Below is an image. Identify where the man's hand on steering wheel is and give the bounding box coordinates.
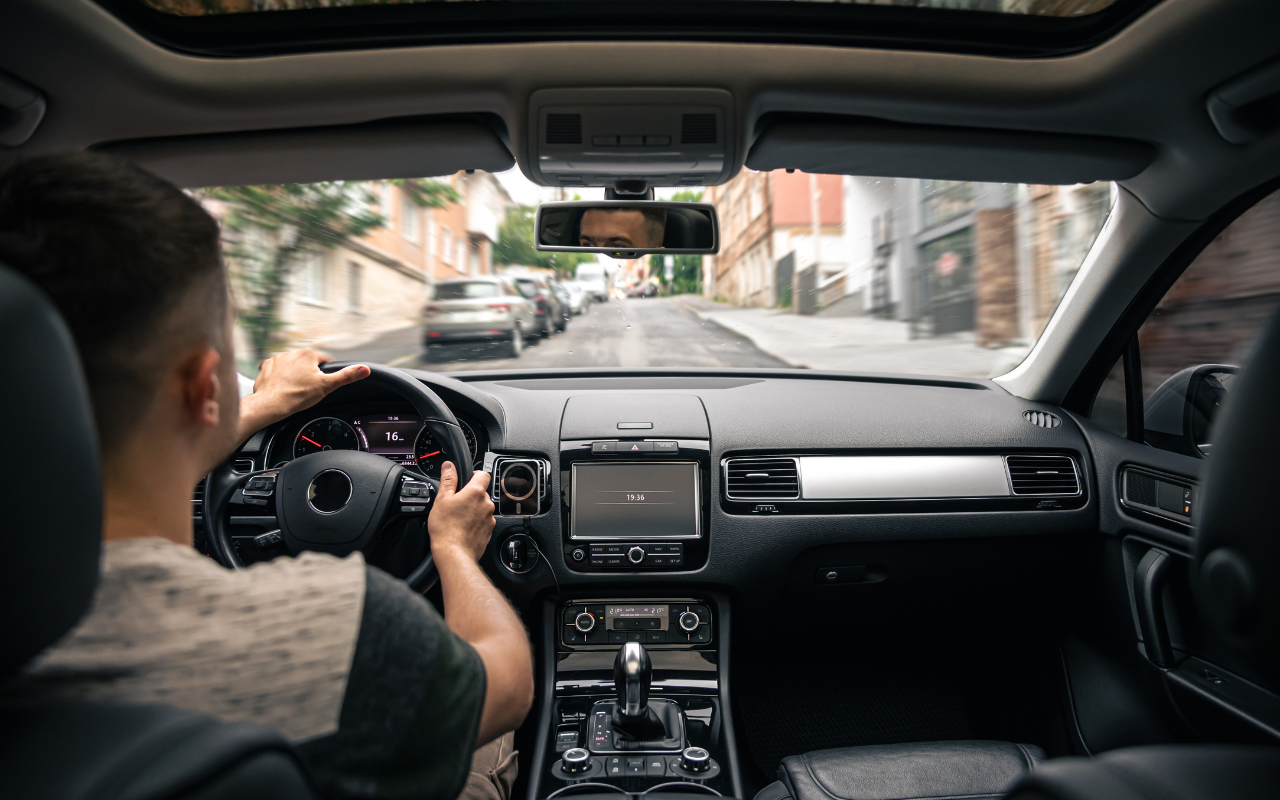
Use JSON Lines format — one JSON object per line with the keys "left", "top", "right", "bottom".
{"left": 428, "top": 463, "right": 496, "bottom": 563}
{"left": 238, "top": 349, "right": 371, "bottom": 441}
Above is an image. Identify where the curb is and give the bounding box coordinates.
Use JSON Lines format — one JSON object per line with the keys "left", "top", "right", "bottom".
{"left": 673, "top": 296, "right": 806, "bottom": 369}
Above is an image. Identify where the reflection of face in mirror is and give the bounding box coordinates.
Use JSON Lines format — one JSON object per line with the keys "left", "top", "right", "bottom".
{"left": 579, "top": 207, "right": 666, "bottom": 249}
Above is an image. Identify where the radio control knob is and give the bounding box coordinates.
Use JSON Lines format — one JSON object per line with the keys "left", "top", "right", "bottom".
{"left": 681, "top": 746, "right": 711, "bottom": 773}
{"left": 562, "top": 747, "right": 591, "bottom": 775}
{"left": 678, "top": 610, "right": 700, "bottom": 632}
{"left": 627, "top": 546, "right": 646, "bottom": 564}
{"left": 574, "top": 612, "right": 596, "bottom": 633}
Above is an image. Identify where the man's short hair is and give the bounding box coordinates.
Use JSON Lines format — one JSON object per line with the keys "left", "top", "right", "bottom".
{"left": 0, "top": 153, "right": 227, "bottom": 456}
{"left": 622, "top": 207, "right": 666, "bottom": 247}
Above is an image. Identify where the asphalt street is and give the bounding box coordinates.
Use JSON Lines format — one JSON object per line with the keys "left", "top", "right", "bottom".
{"left": 324, "top": 297, "right": 788, "bottom": 371}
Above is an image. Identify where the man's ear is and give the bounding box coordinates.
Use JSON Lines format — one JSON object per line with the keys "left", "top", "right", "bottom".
{"left": 178, "top": 347, "right": 224, "bottom": 429}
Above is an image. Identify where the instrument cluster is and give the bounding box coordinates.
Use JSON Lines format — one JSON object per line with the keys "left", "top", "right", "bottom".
{"left": 266, "top": 406, "right": 484, "bottom": 480}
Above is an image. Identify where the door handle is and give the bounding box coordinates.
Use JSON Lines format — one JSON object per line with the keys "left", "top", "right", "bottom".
{"left": 1135, "top": 547, "right": 1174, "bottom": 668}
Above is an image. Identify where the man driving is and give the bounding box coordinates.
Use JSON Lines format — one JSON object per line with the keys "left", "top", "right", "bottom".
{"left": 578, "top": 206, "right": 666, "bottom": 249}
{"left": 0, "top": 153, "right": 533, "bottom": 800}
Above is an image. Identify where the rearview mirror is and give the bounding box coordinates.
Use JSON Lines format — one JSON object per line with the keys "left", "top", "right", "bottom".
{"left": 535, "top": 201, "right": 719, "bottom": 258}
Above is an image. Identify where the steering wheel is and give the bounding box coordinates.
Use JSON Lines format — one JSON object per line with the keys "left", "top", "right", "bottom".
{"left": 203, "top": 362, "right": 475, "bottom": 593}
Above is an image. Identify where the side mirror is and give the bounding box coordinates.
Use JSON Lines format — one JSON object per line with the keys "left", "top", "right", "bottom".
{"left": 535, "top": 201, "right": 719, "bottom": 259}
{"left": 1144, "top": 364, "right": 1238, "bottom": 458}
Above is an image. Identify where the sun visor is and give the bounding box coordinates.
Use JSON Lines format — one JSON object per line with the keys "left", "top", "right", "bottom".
{"left": 94, "top": 117, "right": 514, "bottom": 188}
{"left": 747, "top": 117, "right": 1155, "bottom": 185}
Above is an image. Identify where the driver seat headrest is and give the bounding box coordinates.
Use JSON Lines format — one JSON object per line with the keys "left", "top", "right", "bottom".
{"left": 0, "top": 264, "right": 102, "bottom": 677}
{"left": 1195, "top": 305, "right": 1280, "bottom": 679}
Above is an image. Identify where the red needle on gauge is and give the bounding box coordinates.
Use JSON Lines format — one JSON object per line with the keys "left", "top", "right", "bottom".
{"left": 418, "top": 450, "right": 441, "bottom": 460}
{"left": 300, "top": 435, "right": 322, "bottom": 448}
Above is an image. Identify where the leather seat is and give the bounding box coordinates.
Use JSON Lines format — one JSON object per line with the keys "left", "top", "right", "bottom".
{"left": 0, "top": 265, "right": 317, "bottom": 800}
{"left": 755, "top": 740, "right": 1044, "bottom": 800}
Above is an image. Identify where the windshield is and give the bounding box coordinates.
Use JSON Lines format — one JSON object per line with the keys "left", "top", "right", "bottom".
{"left": 203, "top": 170, "right": 1113, "bottom": 378}
{"left": 434, "top": 281, "right": 499, "bottom": 300}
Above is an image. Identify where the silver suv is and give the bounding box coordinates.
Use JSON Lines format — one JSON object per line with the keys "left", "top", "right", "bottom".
{"left": 422, "top": 277, "right": 535, "bottom": 359}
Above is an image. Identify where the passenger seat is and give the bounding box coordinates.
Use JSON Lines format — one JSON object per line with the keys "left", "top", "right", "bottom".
{"left": 755, "top": 740, "right": 1044, "bottom": 800}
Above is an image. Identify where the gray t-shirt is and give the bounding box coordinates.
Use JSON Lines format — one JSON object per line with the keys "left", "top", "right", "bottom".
{"left": 10, "top": 538, "right": 486, "bottom": 800}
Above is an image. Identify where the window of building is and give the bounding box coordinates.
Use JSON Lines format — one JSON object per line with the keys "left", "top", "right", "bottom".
{"left": 442, "top": 228, "right": 454, "bottom": 265}
{"left": 921, "top": 181, "right": 975, "bottom": 228}
{"left": 298, "top": 253, "right": 327, "bottom": 304}
{"left": 401, "top": 193, "right": 420, "bottom": 242}
{"left": 381, "top": 182, "right": 395, "bottom": 221}
{"left": 346, "top": 261, "right": 362, "bottom": 312}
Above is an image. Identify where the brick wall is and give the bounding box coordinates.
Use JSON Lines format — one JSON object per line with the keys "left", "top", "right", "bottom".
{"left": 974, "top": 207, "right": 1019, "bottom": 347}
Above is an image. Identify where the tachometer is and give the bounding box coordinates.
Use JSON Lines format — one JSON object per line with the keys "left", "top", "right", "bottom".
{"left": 412, "top": 426, "right": 451, "bottom": 479}
{"left": 294, "top": 417, "right": 360, "bottom": 458}
{"left": 457, "top": 418, "right": 480, "bottom": 462}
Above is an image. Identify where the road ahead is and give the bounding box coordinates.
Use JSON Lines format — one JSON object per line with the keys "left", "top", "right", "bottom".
{"left": 325, "top": 297, "right": 788, "bottom": 371}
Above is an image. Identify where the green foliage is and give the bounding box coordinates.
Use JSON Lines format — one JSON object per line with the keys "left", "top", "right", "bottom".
{"left": 495, "top": 205, "right": 595, "bottom": 278}
{"left": 648, "top": 253, "right": 703, "bottom": 296}
{"left": 210, "top": 179, "right": 458, "bottom": 362}
{"left": 665, "top": 188, "right": 704, "bottom": 202}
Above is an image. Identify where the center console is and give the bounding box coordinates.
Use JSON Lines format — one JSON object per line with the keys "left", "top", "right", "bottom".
{"left": 529, "top": 594, "right": 741, "bottom": 800}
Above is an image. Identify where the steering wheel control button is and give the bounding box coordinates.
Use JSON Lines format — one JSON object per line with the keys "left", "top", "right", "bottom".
{"left": 500, "top": 533, "right": 539, "bottom": 574}
{"left": 399, "top": 480, "right": 432, "bottom": 504}
{"left": 627, "top": 546, "right": 646, "bottom": 564}
{"left": 243, "top": 471, "right": 279, "bottom": 498}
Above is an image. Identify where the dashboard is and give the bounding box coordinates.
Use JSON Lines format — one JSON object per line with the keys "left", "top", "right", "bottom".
{"left": 261, "top": 402, "right": 487, "bottom": 481}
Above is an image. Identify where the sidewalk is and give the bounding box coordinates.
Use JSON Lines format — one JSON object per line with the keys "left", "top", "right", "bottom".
{"left": 676, "top": 295, "right": 1027, "bottom": 379}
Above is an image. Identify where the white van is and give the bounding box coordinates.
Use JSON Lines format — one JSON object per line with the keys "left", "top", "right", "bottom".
{"left": 575, "top": 262, "right": 609, "bottom": 302}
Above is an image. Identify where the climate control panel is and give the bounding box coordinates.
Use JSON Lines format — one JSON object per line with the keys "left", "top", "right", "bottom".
{"left": 561, "top": 600, "right": 712, "bottom": 647}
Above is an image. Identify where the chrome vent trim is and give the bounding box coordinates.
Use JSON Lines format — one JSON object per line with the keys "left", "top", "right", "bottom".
{"left": 192, "top": 478, "right": 206, "bottom": 519}
{"left": 1005, "top": 455, "right": 1080, "bottom": 496}
{"left": 233, "top": 458, "right": 255, "bottom": 473}
{"left": 1022, "top": 410, "right": 1062, "bottom": 428}
{"left": 724, "top": 457, "right": 799, "bottom": 500}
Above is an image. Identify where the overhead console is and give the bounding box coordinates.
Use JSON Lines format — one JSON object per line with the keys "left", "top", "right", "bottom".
{"left": 722, "top": 453, "right": 1085, "bottom": 515}
{"left": 526, "top": 88, "right": 736, "bottom": 188}
{"left": 559, "top": 395, "right": 711, "bottom": 572}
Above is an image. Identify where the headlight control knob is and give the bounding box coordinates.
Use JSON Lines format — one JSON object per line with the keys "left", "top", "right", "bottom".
{"left": 678, "top": 610, "right": 701, "bottom": 632}
{"left": 562, "top": 747, "right": 591, "bottom": 775}
{"left": 627, "top": 546, "right": 646, "bottom": 564}
{"left": 574, "top": 611, "right": 596, "bottom": 633}
{"left": 681, "top": 747, "right": 711, "bottom": 773}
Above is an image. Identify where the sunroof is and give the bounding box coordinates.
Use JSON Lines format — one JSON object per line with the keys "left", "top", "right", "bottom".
{"left": 141, "top": 0, "right": 1121, "bottom": 18}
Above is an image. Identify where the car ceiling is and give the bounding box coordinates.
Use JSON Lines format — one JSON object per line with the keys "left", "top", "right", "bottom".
{"left": 1, "top": 0, "right": 1279, "bottom": 223}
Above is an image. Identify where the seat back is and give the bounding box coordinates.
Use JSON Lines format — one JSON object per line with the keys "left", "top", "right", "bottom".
{"left": 1194, "top": 306, "right": 1280, "bottom": 679}
{"left": 0, "top": 264, "right": 102, "bottom": 677}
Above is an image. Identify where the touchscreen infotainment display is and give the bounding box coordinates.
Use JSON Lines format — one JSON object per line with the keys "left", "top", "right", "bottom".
{"left": 570, "top": 462, "right": 700, "bottom": 540}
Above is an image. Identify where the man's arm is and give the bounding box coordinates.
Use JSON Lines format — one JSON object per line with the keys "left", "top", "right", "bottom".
{"left": 428, "top": 462, "right": 535, "bottom": 746}
{"left": 237, "top": 349, "right": 371, "bottom": 444}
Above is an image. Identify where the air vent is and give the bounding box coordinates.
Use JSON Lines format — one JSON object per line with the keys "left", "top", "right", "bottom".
{"left": 1006, "top": 456, "right": 1080, "bottom": 496}
{"left": 725, "top": 457, "right": 799, "bottom": 500}
{"left": 233, "top": 458, "right": 255, "bottom": 473}
{"left": 681, "top": 114, "right": 717, "bottom": 144}
{"left": 192, "top": 478, "right": 206, "bottom": 519}
{"left": 546, "top": 114, "right": 582, "bottom": 144}
{"left": 1023, "top": 410, "right": 1062, "bottom": 428}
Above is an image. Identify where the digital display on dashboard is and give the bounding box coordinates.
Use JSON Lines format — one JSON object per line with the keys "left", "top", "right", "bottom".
{"left": 570, "top": 462, "right": 700, "bottom": 540}
{"left": 352, "top": 415, "right": 422, "bottom": 466}
{"left": 606, "top": 605, "right": 669, "bottom": 630}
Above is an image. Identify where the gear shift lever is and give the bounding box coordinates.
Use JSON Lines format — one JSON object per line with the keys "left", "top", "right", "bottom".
{"left": 611, "top": 642, "right": 666, "bottom": 739}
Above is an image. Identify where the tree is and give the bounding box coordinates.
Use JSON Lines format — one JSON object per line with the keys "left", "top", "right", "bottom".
{"left": 211, "top": 179, "right": 458, "bottom": 363}
{"left": 647, "top": 189, "right": 704, "bottom": 295}
{"left": 494, "top": 205, "right": 595, "bottom": 278}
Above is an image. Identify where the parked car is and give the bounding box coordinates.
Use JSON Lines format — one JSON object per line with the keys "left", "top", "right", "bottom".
{"left": 512, "top": 275, "right": 564, "bottom": 337}
{"left": 561, "top": 280, "right": 590, "bottom": 315}
{"left": 421, "top": 277, "right": 534, "bottom": 358}
{"left": 548, "top": 280, "right": 573, "bottom": 330}
{"left": 627, "top": 282, "right": 659, "bottom": 298}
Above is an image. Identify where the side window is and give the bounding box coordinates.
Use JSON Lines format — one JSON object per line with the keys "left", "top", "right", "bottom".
{"left": 1092, "top": 187, "right": 1280, "bottom": 455}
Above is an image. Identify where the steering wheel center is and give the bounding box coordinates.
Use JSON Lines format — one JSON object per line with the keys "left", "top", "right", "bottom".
{"left": 308, "top": 469, "right": 353, "bottom": 514}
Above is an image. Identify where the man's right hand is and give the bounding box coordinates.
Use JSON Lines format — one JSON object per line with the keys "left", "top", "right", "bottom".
{"left": 428, "top": 462, "right": 496, "bottom": 562}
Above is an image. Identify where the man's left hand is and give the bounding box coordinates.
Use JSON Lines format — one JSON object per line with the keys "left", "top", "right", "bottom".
{"left": 238, "top": 349, "right": 371, "bottom": 442}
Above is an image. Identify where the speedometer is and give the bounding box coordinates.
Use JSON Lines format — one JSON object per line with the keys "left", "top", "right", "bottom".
{"left": 412, "top": 427, "right": 450, "bottom": 479}
{"left": 457, "top": 418, "right": 479, "bottom": 462}
{"left": 294, "top": 417, "right": 360, "bottom": 458}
